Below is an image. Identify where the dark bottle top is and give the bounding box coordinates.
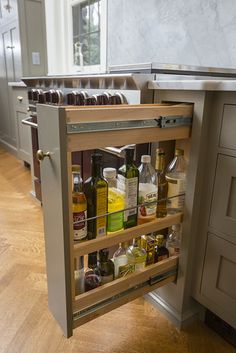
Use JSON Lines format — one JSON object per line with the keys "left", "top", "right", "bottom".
{"left": 98, "top": 248, "right": 114, "bottom": 284}
{"left": 84, "top": 153, "right": 108, "bottom": 240}
{"left": 154, "top": 234, "right": 169, "bottom": 263}
{"left": 84, "top": 252, "right": 101, "bottom": 292}
{"left": 117, "top": 145, "right": 139, "bottom": 229}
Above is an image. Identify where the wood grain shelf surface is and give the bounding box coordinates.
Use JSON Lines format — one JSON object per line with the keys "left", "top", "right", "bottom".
{"left": 74, "top": 213, "right": 183, "bottom": 257}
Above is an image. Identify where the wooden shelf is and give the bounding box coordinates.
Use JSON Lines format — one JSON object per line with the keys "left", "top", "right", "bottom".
{"left": 74, "top": 213, "right": 183, "bottom": 257}
{"left": 73, "top": 256, "right": 178, "bottom": 328}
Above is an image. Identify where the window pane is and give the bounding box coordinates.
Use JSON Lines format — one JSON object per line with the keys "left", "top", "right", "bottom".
{"left": 89, "top": 32, "right": 100, "bottom": 65}
{"left": 90, "top": 0, "right": 100, "bottom": 32}
{"left": 80, "top": 1, "right": 90, "bottom": 34}
{"left": 79, "top": 34, "right": 90, "bottom": 66}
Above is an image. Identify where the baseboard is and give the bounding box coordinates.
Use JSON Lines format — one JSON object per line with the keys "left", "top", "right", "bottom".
{"left": 145, "top": 292, "right": 204, "bottom": 329}
{"left": 0, "top": 138, "right": 18, "bottom": 157}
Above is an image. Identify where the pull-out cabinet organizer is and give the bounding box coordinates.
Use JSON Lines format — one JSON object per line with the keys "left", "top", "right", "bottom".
{"left": 37, "top": 103, "right": 193, "bottom": 337}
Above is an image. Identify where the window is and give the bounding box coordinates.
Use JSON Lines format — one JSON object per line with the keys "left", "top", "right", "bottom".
{"left": 45, "top": 0, "right": 107, "bottom": 74}
{"left": 72, "top": 0, "right": 101, "bottom": 66}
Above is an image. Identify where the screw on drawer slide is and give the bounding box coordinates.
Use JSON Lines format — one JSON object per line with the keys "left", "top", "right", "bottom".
{"left": 67, "top": 116, "right": 192, "bottom": 134}
{"left": 73, "top": 268, "right": 177, "bottom": 321}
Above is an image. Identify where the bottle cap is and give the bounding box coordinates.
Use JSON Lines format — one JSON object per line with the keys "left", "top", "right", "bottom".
{"left": 156, "top": 148, "right": 165, "bottom": 155}
{"left": 103, "top": 167, "right": 116, "bottom": 179}
{"left": 72, "top": 164, "right": 81, "bottom": 173}
{"left": 141, "top": 155, "right": 151, "bottom": 163}
{"left": 156, "top": 234, "right": 164, "bottom": 239}
{"left": 175, "top": 148, "right": 184, "bottom": 156}
{"left": 91, "top": 153, "right": 103, "bottom": 162}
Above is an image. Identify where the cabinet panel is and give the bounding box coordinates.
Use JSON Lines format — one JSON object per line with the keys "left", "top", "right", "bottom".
{"left": 209, "top": 154, "right": 236, "bottom": 242}
{"left": 201, "top": 233, "right": 236, "bottom": 320}
{"left": 220, "top": 104, "right": 236, "bottom": 151}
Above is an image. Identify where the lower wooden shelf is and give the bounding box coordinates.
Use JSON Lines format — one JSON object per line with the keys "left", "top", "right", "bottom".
{"left": 73, "top": 255, "right": 178, "bottom": 328}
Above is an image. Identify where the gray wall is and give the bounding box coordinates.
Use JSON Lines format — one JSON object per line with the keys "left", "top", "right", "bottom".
{"left": 107, "top": 0, "right": 236, "bottom": 68}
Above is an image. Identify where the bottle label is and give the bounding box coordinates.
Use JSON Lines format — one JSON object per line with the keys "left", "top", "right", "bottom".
{"left": 138, "top": 183, "right": 157, "bottom": 218}
{"left": 101, "top": 274, "right": 114, "bottom": 285}
{"left": 73, "top": 211, "right": 87, "bottom": 241}
{"left": 166, "top": 175, "right": 186, "bottom": 210}
{"left": 107, "top": 212, "right": 123, "bottom": 233}
{"left": 96, "top": 188, "right": 107, "bottom": 237}
{"left": 117, "top": 175, "right": 138, "bottom": 221}
{"left": 168, "top": 246, "right": 180, "bottom": 256}
{"left": 134, "top": 262, "right": 145, "bottom": 271}
{"left": 118, "top": 263, "right": 135, "bottom": 277}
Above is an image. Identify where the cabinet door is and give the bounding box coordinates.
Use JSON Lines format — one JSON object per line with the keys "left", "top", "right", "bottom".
{"left": 16, "top": 111, "right": 32, "bottom": 164}
{"left": 201, "top": 233, "right": 236, "bottom": 327}
{"left": 209, "top": 154, "right": 236, "bottom": 243}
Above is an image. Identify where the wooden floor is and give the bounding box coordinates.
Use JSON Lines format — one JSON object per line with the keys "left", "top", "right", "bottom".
{"left": 0, "top": 147, "right": 235, "bottom": 353}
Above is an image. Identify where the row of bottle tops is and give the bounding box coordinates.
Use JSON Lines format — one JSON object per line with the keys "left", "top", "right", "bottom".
{"left": 74, "top": 228, "right": 181, "bottom": 294}
{"left": 28, "top": 88, "right": 126, "bottom": 106}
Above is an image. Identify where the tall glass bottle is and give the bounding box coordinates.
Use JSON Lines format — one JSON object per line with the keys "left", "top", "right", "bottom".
{"left": 117, "top": 145, "right": 139, "bottom": 229}
{"left": 155, "top": 148, "right": 168, "bottom": 218}
{"left": 72, "top": 165, "right": 87, "bottom": 242}
{"left": 154, "top": 234, "right": 169, "bottom": 262}
{"left": 112, "top": 242, "right": 132, "bottom": 278}
{"left": 126, "top": 237, "right": 147, "bottom": 271}
{"left": 98, "top": 248, "right": 114, "bottom": 284}
{"left": 84, "top": 153, "right": 108, "bottom": 239}
{"left": 166, "top": 148, "right": 187, "bottom": 213}
{"left": 103, "top": 167, "right": 125, "bottom": 233}
{"left": 166, "top": 224, "right": 181, "bottom": 256}
{"left": 139, "top": 233, "right": 156, "bottom": 265}
{"left": 84, "top": 252, "right": 101, "bottom": 292}
{"left": 138, "top": 155, "right": 157, "bottom": 224}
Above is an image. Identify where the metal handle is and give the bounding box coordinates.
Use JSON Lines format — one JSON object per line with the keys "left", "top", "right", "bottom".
{"left": 37, "top": 150, "right": 51, "bottom": 162}
{"left": 17, "top": 96, "right": 23, "bottom": 102}
{"left": 21, "top": 116, "right": 38, "bottom": 129}
{"left": 100, "top": 145, "right": 135, "bottom": 158}
{"left": 6, "top": 45, "right": 15, "bottom": 49}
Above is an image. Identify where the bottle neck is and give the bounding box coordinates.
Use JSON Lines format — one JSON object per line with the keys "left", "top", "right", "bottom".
{"left": 73, "top": 173, "right": 83, "bottom": 192}
{"left": 88, "top": 252, "right": 98, "bottom": 268}
{"left": 92, "top": 162, "right": 102, "bottom": 178}
{"left": 155, "top": 155, "right": 165, "bottom": 173}
{"left": 125, "top": 149, "right": 134, "bottom": 165}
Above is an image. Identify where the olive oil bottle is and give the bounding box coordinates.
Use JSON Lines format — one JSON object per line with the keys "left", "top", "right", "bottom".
{"left": 117, "top": 145, "right": 139, "bottom": 229}
{"left": 155, "top": 148, "right": 168, "bottom": 218}
{"left": 84, "top": 153, "right": 108, "bottom": 239}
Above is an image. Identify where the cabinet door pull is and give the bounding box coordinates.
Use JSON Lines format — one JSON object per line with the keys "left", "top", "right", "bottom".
{"left": 17, "top": 96, "right": 23, "bottom": 102}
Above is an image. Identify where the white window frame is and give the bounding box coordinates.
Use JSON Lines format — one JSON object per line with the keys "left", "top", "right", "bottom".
{"left": 66, "top": 0, "right": 107, "bottom": 74}
{"left": 45, "top": 0, "right": 107, "bottom": 75}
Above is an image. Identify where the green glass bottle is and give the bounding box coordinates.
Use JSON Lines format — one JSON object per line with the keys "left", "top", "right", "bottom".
{"left": 98, "top": 248, "right": 114, "bottom": 285}
{"left": 155, "top": 148, "right": 168, "bottom": 218}
{"left": 84, "top": 153, "right": 108, "bottom": 239}
{"left": 117, "top": 145, "right": 139, "bottom": 229}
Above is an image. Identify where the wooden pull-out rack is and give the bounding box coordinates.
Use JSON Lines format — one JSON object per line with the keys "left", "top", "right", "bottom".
{"left": 37, "top": 103, "right": 193, "bottom": 337}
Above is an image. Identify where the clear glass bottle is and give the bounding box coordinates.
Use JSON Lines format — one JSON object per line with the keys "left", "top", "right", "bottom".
{"left": 126, "top": 237, "right": 147, "bottom": 271}
{"left": 117, "top": 145, "right": 139, "bottom": 229}
{"left": 113, "top": 242, "right": 132, "bottom": 278}
{"left": 138, "top": 155, "right": 157, "bottom": 224}
{"left": 98, "top": 248, "right": 114, "bottom": 285}
{"left": 154, "top": 234, "right": 169, "bottom": 263}
{"left": 74, "top": 255, "right": 84, "bottom": 295}
{"left": 155, "top": 149, "right": 168, "bottom": 218}
{"left": 72, "top": 165, "right": 87, "bottom": 242}
{"left": 84, "top": 252, "right": 101, "bottom": 292}
{"left": 166, "top": 224, "right": 181, "bottom": 256}
{"left": 166, "top": 148, "right": 187, "bottom": 213}
{"left": 103, "top": 167, "right": 125, "bottom": 234}
{"left": 139, "top": 233, "right": 156, "bottom": 265}
{"left": 84, "top": 153, "right": 108, "bottom": 239}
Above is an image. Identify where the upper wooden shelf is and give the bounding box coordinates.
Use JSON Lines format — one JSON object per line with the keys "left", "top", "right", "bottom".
{"left": 74, "top": 213, "right": 183, "bottom": 257}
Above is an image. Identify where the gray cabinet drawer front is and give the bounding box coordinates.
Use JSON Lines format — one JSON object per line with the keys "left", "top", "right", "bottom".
{"left": 220, "top": 104, "right": 236, "bottom": 151}
{"left": 201, "top": 233, "right": 236, "bottom": 319}
{"left": 209, "top": 154, "right": 236, "bottom": 242}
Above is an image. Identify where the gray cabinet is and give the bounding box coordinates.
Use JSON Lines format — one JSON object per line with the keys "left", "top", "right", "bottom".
{"left": 201, "top": 233, "right": 236, "bottom": 327}
{"left": 209, "top": 154, "right": 236, "bottom": 243}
